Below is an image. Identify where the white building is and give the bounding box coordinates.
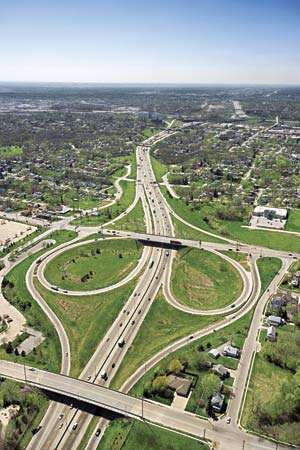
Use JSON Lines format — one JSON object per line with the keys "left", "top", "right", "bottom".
{"left": 253, "top": 206, "right": 287, "bottom": 220}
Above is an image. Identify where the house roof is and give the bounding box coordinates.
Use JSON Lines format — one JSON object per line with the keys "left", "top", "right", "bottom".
{"left": 167, "top": 375, "right": 192, "bottom": 397}
{"left": 268, "top": 315, "right": 282, "bottom": 324}
{"left": 223, "top": 345, "right": 239, "bottom": 356}
{"left": 208, "top": 348, "right": 220, "bottom": 358}
{"left": 212, "top": 364, "right": 229, "bottom": 377}
{"left": 211, "top": 392, "right": 225, "bottom": 407}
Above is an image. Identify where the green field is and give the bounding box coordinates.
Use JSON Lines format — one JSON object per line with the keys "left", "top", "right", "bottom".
{"left": 242, "top": 325, "right": 300, "bottom": 445}
{"left": 142, "top": 127, "right": 162, "bottom": 138}
{"left": 1, "top": 230, "right": 77, "bottom": 373}
{"left": 160, "top": 187, "right": 300, "bottom": 253}
{"left": 0, "top": 145, "right": 23, "bottom": 159}
{"left": 44, "top": 239, "right": 142, "bottom": 291}
{"left": 109, "top": 199, "right": 146, "bottom": 233}
{"left": 256, "top": 257, "right": 282, "bottom": 293}
{"left": 111, "top": 292, "right": 218, "bottom": 390}
{"left": 100, "top": 419, "right": 209, "bottom": 450}
{"left": 173, "top": 216, "right": 225, "bottom": 243}
{"left": 150, "top": 155, "right": 168, "bottom": 181}
{"left": 71, "top": 180, "right": 136, "bottom": 227}
{"left": 34, "top": 278, "right": 137, "bottom": 377}
{"left": 222, "top": 251, "right": 250, "bottom": 271}
{"left": 286, "top": 208, "right": 300, "bottom": 232}
{"left": 171, "top": 248, "right": 243, "bottom": 310}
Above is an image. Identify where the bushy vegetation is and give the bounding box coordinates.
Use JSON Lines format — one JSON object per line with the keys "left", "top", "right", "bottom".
{"left": 0, "top": 379, "right": 47, "bottom": 449}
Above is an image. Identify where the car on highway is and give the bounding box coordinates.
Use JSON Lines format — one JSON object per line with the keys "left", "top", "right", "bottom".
{"left": 226, "top": 417, "right": 231, "bottom": 424}
{"left": 58, "top": 414, "right": 64, "bottom": 420}
{"left": 72, "top": 423, "right": 78, "bottom": 431}
{"left": 118, "top": 338, "right": 125, "bottom": 348}
{"left": 95, "top": 428, "right": 101, "bottom": 436}
{"left": 100, "top": 370, "right": 108, "bottom": 381}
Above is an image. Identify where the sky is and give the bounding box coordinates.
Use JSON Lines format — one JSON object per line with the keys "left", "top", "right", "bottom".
{"left": 0, "top": 0, "right": 299, "bottom": 84}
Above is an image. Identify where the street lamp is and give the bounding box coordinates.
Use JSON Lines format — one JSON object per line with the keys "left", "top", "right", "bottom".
{"left": 23, "top": 364, "right": 26, "bottom": 383}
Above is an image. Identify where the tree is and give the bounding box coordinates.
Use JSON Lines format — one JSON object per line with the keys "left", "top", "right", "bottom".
{"left": 152, "top": 375, "right": 168, "bottom": 394}
{"left": 6, "top": 342, "right": 13, "bottom": 354}
{"left": 168, "top": 359, "right": 182, "bottom": 374}
{"left": 197, "top": 353, "right": 211, "bottom": 370}
{"left": 199, "top": 373, "right": 220, "bottom": 401}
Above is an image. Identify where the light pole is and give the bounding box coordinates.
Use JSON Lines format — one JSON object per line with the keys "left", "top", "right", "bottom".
{"left": 23, "top": 364, "right": 26, "bottom": 383}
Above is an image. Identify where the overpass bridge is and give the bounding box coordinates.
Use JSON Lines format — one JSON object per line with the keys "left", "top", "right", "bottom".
{"left": 101, "top": 229, "right": 300, "bottom": 260}
{"left": 0, "top": 361, "right": 292, "bottom": 450}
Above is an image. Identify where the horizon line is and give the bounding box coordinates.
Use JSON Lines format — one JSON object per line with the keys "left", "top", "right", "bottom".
{"left": 0, "top": 80, "right": 299, "bottom": 87}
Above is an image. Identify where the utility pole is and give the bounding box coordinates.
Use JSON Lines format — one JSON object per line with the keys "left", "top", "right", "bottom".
{"left": 23, "top": 364, "right": 26, "bottom": 383}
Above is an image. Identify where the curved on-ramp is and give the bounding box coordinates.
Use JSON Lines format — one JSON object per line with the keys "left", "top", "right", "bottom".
{"left": 36, "top": 237, "right": 150, "bottom": 297}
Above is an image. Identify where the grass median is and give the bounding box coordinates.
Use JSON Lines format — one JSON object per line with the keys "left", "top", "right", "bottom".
{"left": 108, "top": 199, "right": 146, "bottom": 233}
{"left": 111, "top": 292, "right": 218, "bottom": 390}
{"left": 34, "top": 278, "right": 137, "bottom": 377}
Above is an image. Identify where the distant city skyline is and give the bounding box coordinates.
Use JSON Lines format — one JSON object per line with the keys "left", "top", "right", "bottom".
{"left": 1, "top": 0, "right": 299, "bottom": 84}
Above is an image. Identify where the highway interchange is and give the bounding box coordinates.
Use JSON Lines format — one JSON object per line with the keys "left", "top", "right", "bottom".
{"left": 0, "top": 125, "right": 298, "bottom": 450}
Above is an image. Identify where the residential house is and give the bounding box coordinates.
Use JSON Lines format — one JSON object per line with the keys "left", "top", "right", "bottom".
{"left": 211, "top": 392, "right": 225, "bottom": 413}
{"left": 212, "top": 364, "right": 229, "bottom": 379}
{"left": 267, "top": 315, "right": 285, "bottom": 327}
{"left": 167, "top": 375, "right": 192, "bottom": 398}
{"left": 208, "top": 348, "right": 220, "bottom": 359}
{"left": 223, "top": 345, "right": 240, "bottom": 359}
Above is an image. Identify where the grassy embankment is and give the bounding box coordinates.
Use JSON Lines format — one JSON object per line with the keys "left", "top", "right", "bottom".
{"left": 172, "top": 216, "right": 225, "bottom": 243}
{"left": 222, "top": 251, "right": 250, "bottom": 271}
{"left": 285, "top": 208, "right": 300, "bottom": 232}
{"left": 242, "top": 325, "right": 299, "bottom": 445}
{"left": 108, "top": 199, "right": 146, "bottom": 233}
{"left": 0, "top": 146, "right": 23, "bottom": 158}
{"left": 44, "top": 239, "right": 142, "bottom": 291}
{"left": 150, "top": 155, "right": 168, "bottom": 181}
{"left": 100, "top": 419, "right": 209, "bottom": 450}
{"left": 171, "top": 247, "right": 243, "bottom": 310}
